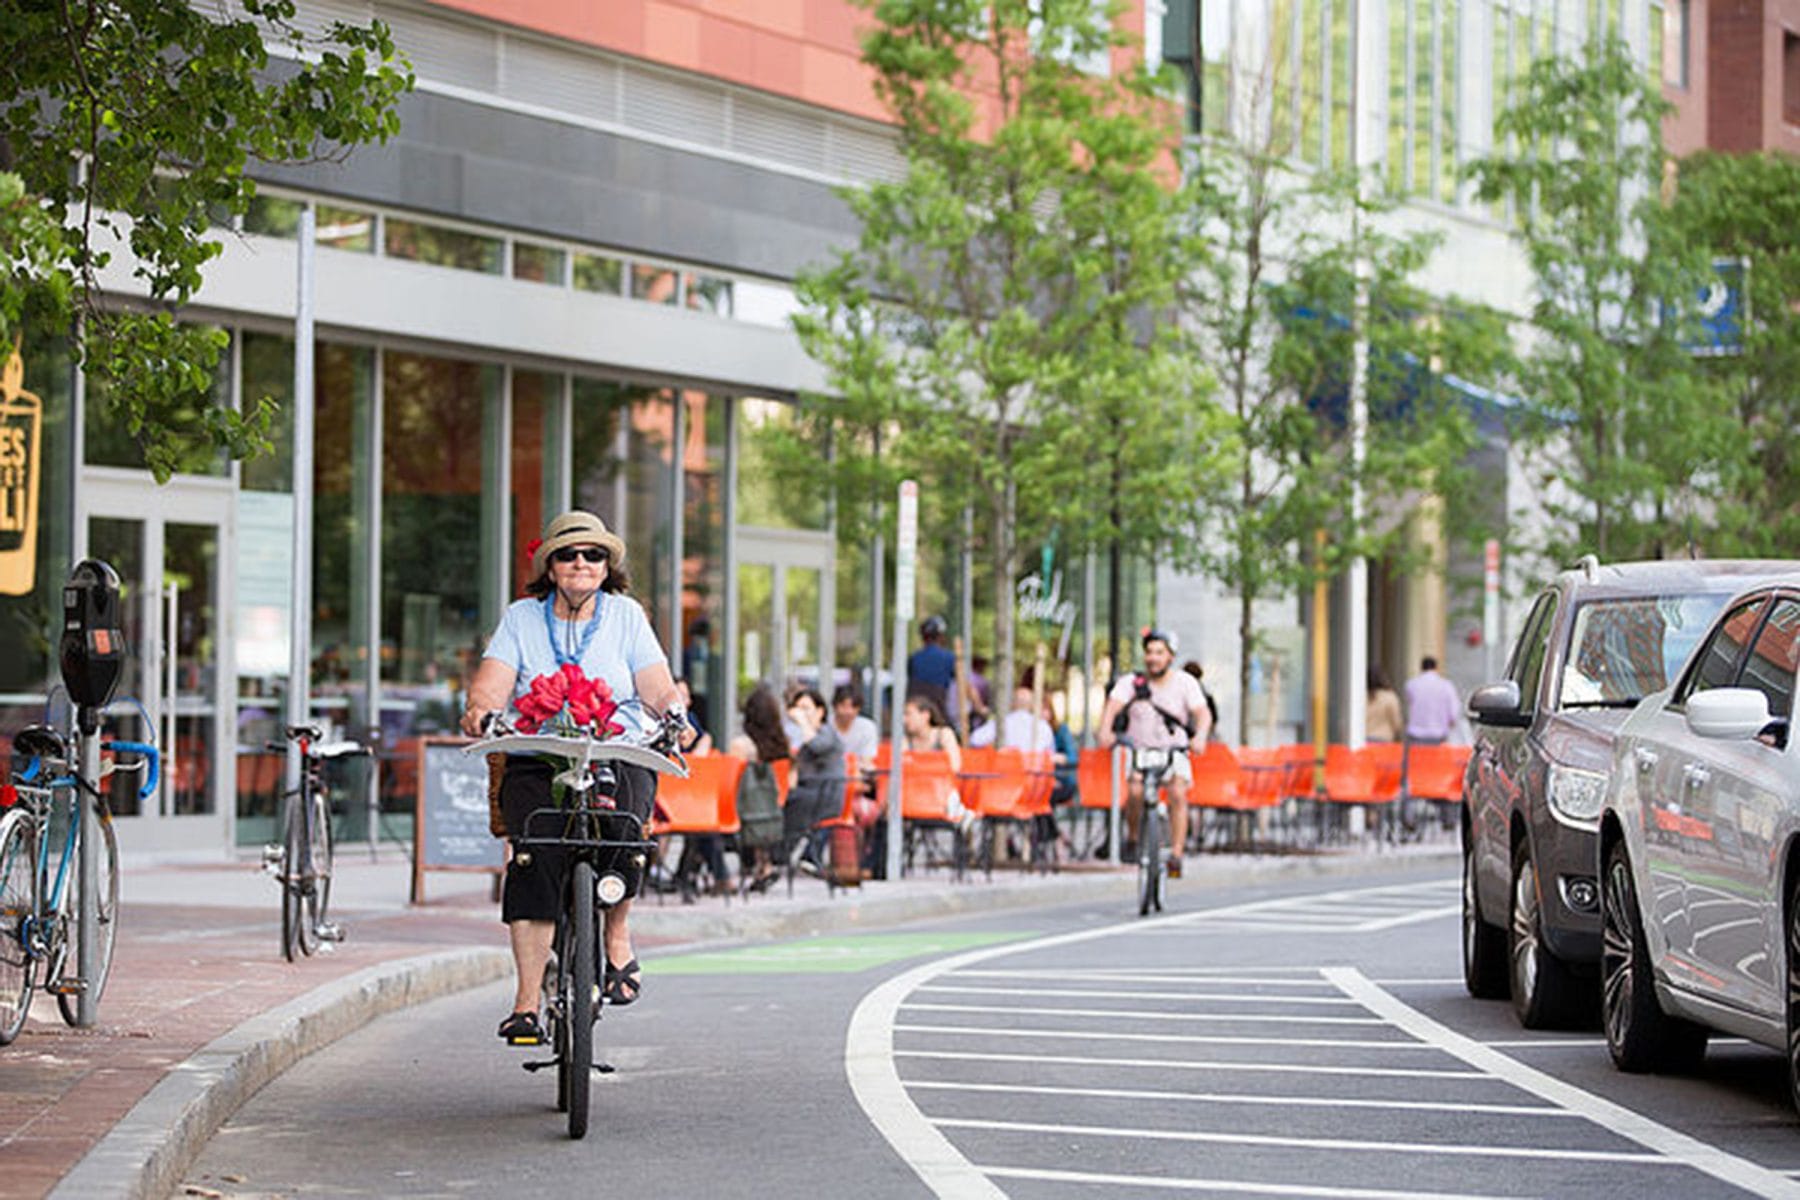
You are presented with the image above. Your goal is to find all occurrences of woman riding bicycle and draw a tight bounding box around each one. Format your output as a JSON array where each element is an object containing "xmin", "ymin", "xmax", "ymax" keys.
[{"xmin": 460, "ymin": 510, "xmax": 690, "ymax": 1045}]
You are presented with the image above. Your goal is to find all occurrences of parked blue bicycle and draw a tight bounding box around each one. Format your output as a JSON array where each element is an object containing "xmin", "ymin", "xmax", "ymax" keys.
[{"xmin": 0, "ymin": 724, "xmax": 158, "ymax": 1044}]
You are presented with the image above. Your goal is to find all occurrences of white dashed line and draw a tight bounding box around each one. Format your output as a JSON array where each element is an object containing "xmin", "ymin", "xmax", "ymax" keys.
[
  {"xmin": 895, "ymin": 1047, "xmax": 1492, "ymax": 1081},
  {"xmin": 902, "ymin": 1001, "xmax": 1386, "ymax": 1025},
  {"xmin": 905, "ymin": 1079, "xmax": 1577, "ymax": 1117},
  {"xmin": 978, "ymin": 1165, "xmax": 1530, "ymax": 1199}
]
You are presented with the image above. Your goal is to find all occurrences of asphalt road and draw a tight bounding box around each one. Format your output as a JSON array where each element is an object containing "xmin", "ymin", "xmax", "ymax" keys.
[{"xmin": 180, "ymin": 864, "xmax": 1800, "ymax": 1199}]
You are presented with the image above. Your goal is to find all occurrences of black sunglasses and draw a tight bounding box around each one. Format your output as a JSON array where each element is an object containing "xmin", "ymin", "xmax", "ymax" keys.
[{"xmin": 550, "ymin": 546, "xmax": 608, "ymax": 565}]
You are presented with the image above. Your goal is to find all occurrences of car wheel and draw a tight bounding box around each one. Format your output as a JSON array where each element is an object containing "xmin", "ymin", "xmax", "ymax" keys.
[
  {"xmin": 1463, "ymin": 825, "xmax": 1507, "ymax": 1000},
  {"xmin": 1601, "ymin": 837, "xmax": 1707, "ymax": 1073},
  {"xmin": 1509, "ymin": 838, "xmax": 1582, "ymax": 1028}
]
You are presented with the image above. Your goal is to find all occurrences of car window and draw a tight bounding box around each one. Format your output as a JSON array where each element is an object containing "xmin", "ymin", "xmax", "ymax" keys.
[
  {"xmin": 1512, "ymin": 594, "xmax": 1557, "ymax": 712},
  {"xmin": 1556, "ymin": 593, "xmax": 1731, "ymax": 709},
  {"xmin": 1738, "ymin": 596, "xmax": 1800, "ymax": 722},
  {"xmin": 1675, "ymin": 596, "xmax": 1768, "ymax": 704}
]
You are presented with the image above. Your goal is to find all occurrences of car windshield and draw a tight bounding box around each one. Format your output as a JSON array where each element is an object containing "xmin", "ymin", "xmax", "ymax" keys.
[{"xmin": 1558, "ymin": 594, "xmax": 1731, "ymax": 709}]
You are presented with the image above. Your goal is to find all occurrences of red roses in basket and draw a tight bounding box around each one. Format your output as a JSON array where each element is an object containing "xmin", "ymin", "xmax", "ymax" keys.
[{"xmin": 513, "ymin": 663, "xmax": 623, "ymax": 736}]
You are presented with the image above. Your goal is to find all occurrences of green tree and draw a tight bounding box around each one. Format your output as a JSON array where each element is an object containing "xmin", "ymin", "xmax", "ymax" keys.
[
  {"xmin": 1661, "ymin": 150, "xmax": 1800, "ymax": 557},
  {"xmin": 0, "ymin": 0, "xmax": 411, "ymax": 481},
  {"xmin": 793, "ymin": 0, "xmax": 1217, "ymax": 697},
  {"xmin": 1466, "ymin": 38, "xmax": 1731, "ymax": 566},
  {"xmin": 1185, "ymin": 129, "xmax": 1499, "ymax": 743}
]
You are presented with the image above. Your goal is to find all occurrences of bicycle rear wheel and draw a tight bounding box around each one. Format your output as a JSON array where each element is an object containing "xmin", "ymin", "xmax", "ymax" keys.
[
  {"xmin": 567, "ymin": 860, "xmax": 596, "ymax": 1140},
  {"xmin": 1137, "ymin": 798, "xmax": 1163, "ymax": 917},
  {"xmin": 279, "ymin": 793, "xmax": 312, "ymax": 961},
  {"xmin": 0, "ymin": 811, "xmax": 39, "ymax": 1045},
  {"xmin": 301, "ymin": 787, "xmax": 333, "ymax": 948},
  {"xmin": 58, "ymin": 807, "xmax": 120, "ymax": 1026}
]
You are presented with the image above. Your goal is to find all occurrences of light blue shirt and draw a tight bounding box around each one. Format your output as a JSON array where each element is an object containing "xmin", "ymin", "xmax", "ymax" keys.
[{"xmin": 483, "ymin": 594, "xmax": 668, "ymax": 737}]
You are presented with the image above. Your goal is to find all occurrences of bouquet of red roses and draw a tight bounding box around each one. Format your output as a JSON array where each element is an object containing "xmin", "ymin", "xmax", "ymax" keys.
[{"xmin": 513, "ymin": 663, "xmax": 623, "ymax": 736}]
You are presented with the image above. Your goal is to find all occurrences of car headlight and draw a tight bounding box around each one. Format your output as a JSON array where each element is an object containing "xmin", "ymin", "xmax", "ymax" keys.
[{"xmin": 1547, "ymin": 763, "xmax": 1608, "ymax": 822}]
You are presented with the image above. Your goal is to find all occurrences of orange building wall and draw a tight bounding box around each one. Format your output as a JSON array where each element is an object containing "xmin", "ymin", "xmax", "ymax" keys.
[{"xmin": 427, "ymin": 0, "xmax": 1150, "ymax": 127}]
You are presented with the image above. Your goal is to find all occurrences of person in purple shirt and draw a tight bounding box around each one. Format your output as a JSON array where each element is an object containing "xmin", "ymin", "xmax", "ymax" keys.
[
  {"xmin": 1402, "ymin": 655, "xmax": 1461, "ymax": 836},
  {"xmin": 1403, "ymin": 655, "xmax": 1461, "ymax": 743}
]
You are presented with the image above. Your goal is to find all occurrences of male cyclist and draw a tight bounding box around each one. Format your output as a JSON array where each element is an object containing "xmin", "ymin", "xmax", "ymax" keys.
[{"xmin": 1097, "ymin": 630, "xmax": 1212, "ymax": 878}]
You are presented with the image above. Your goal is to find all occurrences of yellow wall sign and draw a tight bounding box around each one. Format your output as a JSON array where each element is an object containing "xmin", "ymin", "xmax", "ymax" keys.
[{"xmin": 0, "ymin": 342, "xmax": 42, "ymax": 596}]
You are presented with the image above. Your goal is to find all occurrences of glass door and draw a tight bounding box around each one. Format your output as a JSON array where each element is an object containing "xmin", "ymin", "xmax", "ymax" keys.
[
  {"xmin": 730, "ymin": 527, "xmax": 833, "ymax": 730},
  {"xmin": 82, "ymin": 479, "xmax": 234, "ymax": 854}
]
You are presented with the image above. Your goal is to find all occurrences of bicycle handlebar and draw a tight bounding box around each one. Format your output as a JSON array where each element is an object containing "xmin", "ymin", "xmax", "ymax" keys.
[{"xmin": 103, "ymin": 740, "xmax": 160, "ymax": 800}]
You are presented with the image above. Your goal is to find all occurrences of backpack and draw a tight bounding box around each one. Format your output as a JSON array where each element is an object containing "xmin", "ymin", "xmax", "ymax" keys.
[{"xmin": 735, "ymin": 760, "xmax": 784, "ymax": 851}]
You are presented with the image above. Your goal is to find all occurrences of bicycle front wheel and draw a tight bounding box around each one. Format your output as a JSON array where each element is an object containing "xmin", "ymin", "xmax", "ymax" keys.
[
  {"xmin": 1138, "ymin": 802, "xmax": 1164, "ymax": 917},
  {"xmin": 57, "ymin": 806, "xmax": 120, "ymax": 1026},
  {"xmin": 302, "ymin": 786, "xmax": 333, "ymax": 947},
  {"xmin": 0, "ymin": 811, "xmax": 39, "ymax": 1045},
  {"xmin": 567, "ymin": 860, "xmax": 596, "ymax": 1141}
]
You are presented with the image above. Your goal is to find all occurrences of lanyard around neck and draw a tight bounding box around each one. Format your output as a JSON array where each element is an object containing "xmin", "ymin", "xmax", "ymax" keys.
[{"xmin": 542, "ymin": 592, "xmax": 602, "ymax": 668}]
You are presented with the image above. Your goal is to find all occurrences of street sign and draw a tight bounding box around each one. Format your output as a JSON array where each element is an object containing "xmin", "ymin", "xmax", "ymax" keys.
[{"xmin": 895, "ymin": 480, "xmax": 917, "ymax": 621}]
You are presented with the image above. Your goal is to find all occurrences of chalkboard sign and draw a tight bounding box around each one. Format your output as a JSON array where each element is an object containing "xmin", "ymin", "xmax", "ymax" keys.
[{"xmin": 412, "ymin": 737, "xmax": 503, "ymax": 903}]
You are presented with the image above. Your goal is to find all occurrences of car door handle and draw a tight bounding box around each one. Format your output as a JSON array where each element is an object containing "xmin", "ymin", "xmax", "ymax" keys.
[
  {"xmin": 1635, "ymin": 748, "xmax": 1658, "ymax": 773},
  {"xmin": 1683, "ymin": 764, "xmax": 1711, "ymax": 789}
]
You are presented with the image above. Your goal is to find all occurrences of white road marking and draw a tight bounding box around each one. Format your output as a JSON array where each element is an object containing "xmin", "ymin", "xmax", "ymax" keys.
[
  {"xmin": 906, "ymin": 1079, "xmax": 1578, "ymax": 1117},
  {"xmin": 896, "ymin": 1047, "xmax": 1490, "ymax": 1080},
  {"xmin": 946, "ymin": 968, "xmax": 1341, "ymax": 986},
  {"xmin": 902, "ymin": 1001, "xmax": 1385, "ymax": 1026},
  {"xmin": 977, "ymin": 1165, "xmax": 1528, "ymax": 1199},
  {"xmin": 1482, "ymin": 1038, "xmax": 1608, "ymax": 1049},
  {"xmin": 896, "ymin": 1022, "xmax": 1424, "ymax": 1050},
  {"xmin": 932, "ymin": 1116, "xmax": 1671, "ymax": 1163},
  {"xmin": 1328, "ymin": 967, "xmax": 1800, "ymax": 1199},
  {"xmin": 920, "ymin": 983, "xmax": 1363, "ymax": 1004}
]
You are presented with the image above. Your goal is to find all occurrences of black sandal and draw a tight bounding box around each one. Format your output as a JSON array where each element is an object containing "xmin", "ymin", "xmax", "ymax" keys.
[
  {"xmin": 497, "ymin": 1010, "xmax": 545, "ymax": 1045},
  {"xmin": 603, "ymin": 958, "xmax": 642, "ymax": 1006}
]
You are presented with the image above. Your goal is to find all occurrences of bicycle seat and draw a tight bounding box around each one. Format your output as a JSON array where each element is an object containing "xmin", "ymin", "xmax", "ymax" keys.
[
  {"xmin": 284, "ymin": 724, "xmax": 325, "ymax": 741},
  {"xmin": 309, "ymin": 739, "xmax": 372, "ymax": 761}
]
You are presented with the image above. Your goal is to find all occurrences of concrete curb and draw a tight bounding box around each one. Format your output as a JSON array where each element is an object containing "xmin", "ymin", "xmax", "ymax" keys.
[
  {"xmin": 49, "ymin": 947, "xmax": 511, "ymax": 1200},
  {"xmin": 53, "ymin": 844, "xmax": 1455, "ymax": 1199}
]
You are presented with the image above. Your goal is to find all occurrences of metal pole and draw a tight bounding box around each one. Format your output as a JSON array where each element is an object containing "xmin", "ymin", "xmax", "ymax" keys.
[
  {"xmin": 74, "ymin": 720, "xmax": 99, "ymax": 1026},
  {"xmin": 286, "ymin": 207, "xmax": 317, "ymax": 794},
  {"xmin": 1345, "ymin": 0, "xmax": 1370, "ymax": 752},
  {"xmin": 885, "ymin": 480, "xmax": 917, "ymax": 883}
]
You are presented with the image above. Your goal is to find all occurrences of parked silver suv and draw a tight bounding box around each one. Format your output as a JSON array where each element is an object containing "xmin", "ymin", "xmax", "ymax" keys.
[{"xmin": 1461, "ymin": 558, "xmax": 1798, "ymax": 1027}]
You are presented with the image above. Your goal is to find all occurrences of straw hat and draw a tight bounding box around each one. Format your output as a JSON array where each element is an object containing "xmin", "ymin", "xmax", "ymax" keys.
[{"xmin": 530, "ymin": 510, "xmax": 627, "ymax": 579}]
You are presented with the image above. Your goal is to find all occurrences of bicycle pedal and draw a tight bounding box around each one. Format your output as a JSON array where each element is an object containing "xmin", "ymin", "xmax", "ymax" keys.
[
  {"xmin": 521, "ymin": 1058, "xmax": 556, "ymax": 1071},
  {"xmin": 46, "ymin": 976, "xmax": 86, "ymax": 996},
  {"xmin": 595, "ymin": 1061, "xmax": 615, "ymax": 1074}
]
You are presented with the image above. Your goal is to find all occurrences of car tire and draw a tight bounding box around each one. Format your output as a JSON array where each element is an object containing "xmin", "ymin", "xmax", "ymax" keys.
[
  {"xmin": 1601, "ymin": 838, "xmax": 1707, "ymax": 1074},
  {"xmin": 1462, "ymin": 824, "xmax": 1507, "ymax": 1000},
  {"xmin": 1509, "ymin": 838, "xmax": 1583, "ymax": 1029}
]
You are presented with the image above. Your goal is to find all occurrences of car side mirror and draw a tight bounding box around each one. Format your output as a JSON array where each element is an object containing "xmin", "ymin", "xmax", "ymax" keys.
[
  {"xmin": 1469, "ymin": 680, "xmax": 1529, "ymax": 728},
  {"xmin": 1684, "ymin": 688, "xmax": 1772, "ymax": 741}
]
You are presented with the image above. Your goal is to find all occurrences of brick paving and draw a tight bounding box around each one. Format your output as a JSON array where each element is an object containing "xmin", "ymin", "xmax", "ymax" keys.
[{"xmin": 0, "ymin": 886, "xmax": 513, "ymax": 1200}]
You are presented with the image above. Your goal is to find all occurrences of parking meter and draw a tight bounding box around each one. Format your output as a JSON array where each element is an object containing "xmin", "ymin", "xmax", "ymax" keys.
[{"xmin": 60, "ymin": 559, "xmax": 124, "ymax": 731}]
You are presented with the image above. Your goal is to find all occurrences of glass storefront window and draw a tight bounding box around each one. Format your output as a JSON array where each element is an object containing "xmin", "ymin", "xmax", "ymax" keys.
[
  {"xmin": 0, "ymin": 335, "xmax": 70, "ymax": 712},
  {"xmin": 684, "ymin": 272, "xmax": 732, "ymax": 316},
  {"xmin": 681, "ymin": 391, "xmax": 725, "ymax": 734},
  {"xmin": 244, "ymin": 194, "xmax": 304, "ymax": 237},
  {"xmin": 510, "ymin": 370, "xmax": 560, "ymax": 597},
  {"xmin": 311, "ymin": 342, "xmax": 374, "ymax": 758},
  {"xmin": 384, "ymin": 218, "xmax": 503, "ymax": 274},
  {"xmin": 631, "ymin": 263, "xmax": 679, "ymax": 305},
  {"xmin": 571, "ymin": 378, "xmax": 674, "ymax": 637},
  {"xmin": 572, "ymin": 252, "xmax": 626, "ymax": 295},
  {"xmin": 735, "ymin": 398, "xmax": 826, "ymax": 530},
  {"xmin": 316, "ymin": 205, "xmax": 376, "ymax": 253},
  {"xmin": 514, "ymin": 242, "xmax": 568, "ymax": 285},
  {"xmin": 380, "ymin": 352, "xmax": 497, "ymax": 742},
  {"xmin": 236, "ymin": 333, "xmax": 294, "ymax": 844}
]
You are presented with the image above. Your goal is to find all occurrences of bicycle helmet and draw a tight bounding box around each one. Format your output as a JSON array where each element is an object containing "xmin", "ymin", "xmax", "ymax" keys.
[
  {"xmin": 10, "ymin": 724, "xmax": 67, "ymax": 781},
  {"xmin": 1141, "ymin": 628, "xmax": 1179, "ymax": 653}
]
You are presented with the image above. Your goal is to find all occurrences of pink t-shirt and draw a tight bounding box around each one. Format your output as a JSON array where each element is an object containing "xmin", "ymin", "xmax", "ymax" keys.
[{"xmin": 1109, "ymin": 671, "xmax": 1205, "ymax": 749}]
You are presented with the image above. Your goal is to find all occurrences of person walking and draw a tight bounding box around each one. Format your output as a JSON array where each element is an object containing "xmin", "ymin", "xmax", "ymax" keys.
[
  {"xmin": 1401, "ymin": 655, "xmax": 1460, "ymax": 835},
  {"xmin": 1366, "ymin": 665, "xmax": 1403, "ymax": 743},
  {"xmin": 906, "ymin": 616, "xmax": 956, "ymax": 713}
]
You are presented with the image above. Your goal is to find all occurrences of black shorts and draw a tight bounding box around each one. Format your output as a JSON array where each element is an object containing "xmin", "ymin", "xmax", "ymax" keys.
[{"xmin": 499, "ymin": 756, "xmax": 657, "ymax": 924}]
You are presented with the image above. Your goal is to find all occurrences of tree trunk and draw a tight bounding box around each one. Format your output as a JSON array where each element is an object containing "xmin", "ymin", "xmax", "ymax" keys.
[
  {"xmin": 994, "ymin": 477, "xmax": 1018, "ymax": 707},
  {"xmin": 1238, "ymin": 582, "xmax": 1254, "ymax": 747}
]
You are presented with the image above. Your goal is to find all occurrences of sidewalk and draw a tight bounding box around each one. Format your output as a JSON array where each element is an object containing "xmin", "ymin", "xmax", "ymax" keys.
[{"xmin": 3, "ymin": 838, "xmax": 1455, "ymax": 1200}]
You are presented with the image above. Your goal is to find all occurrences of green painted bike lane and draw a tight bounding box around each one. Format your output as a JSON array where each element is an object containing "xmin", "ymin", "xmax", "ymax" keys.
[{"xmin": 654, "ymin": 930, "xmax": 1031, "ymax": 974}]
